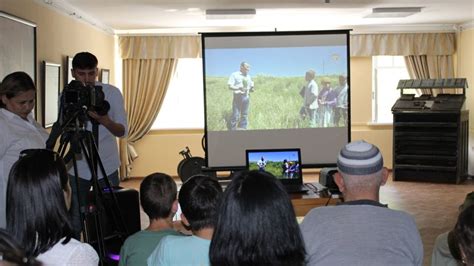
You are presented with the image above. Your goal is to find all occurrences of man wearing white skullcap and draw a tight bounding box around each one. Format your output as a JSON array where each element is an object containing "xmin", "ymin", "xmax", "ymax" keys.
[{"xmin": 300, "ymin": 140, "xmax": 423, "ymax": 266}]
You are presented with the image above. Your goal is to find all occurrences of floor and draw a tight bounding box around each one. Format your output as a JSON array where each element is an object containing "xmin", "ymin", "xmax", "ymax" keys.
[{"xmin": 120, "ymin": 173, "xmax": 474, "ymax": 266}]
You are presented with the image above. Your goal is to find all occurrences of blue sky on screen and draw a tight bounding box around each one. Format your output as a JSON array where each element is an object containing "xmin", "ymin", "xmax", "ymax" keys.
[
  {"xmin": 205, "ymin": 46, "xmax": 347, "ymax": 77},
  {"xmin": 248, "ymin": 150, "xmax": 300, "ymax": 163}
]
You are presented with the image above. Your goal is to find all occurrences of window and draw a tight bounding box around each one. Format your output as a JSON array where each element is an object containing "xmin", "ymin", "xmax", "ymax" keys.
[
  {"xmin": 372, "ymin": 56, "xmax": 412, "ymax": 123},
  {"xmin": 152, "ymin": 58, "xmax": 204, "ymax": 129}
]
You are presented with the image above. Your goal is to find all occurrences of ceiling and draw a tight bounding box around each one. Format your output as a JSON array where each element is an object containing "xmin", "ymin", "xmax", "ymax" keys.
[{"xmin": 38, "ymin": 0, "xmax": 474, "ymax": 34}]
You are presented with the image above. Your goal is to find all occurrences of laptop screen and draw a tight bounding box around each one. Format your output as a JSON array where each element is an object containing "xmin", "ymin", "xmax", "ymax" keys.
[{"xmin": 245, "ymin": 148, "xmax": 303, "ymax": 185}]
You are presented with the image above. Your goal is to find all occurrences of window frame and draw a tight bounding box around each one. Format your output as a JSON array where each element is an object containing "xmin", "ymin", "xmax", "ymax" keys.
[
  {"xmin": 151, "ymin": 58, "xmax": 205, "ymax": 130},
  {"xmin": 371, "ymin": 55, "xmax": 410, "ymax": 124}
]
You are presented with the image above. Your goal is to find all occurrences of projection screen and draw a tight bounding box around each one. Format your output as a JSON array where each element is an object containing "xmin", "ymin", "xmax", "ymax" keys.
[{"xmin": 202, "ymin": 30, "xmax": 351, "ymax": 170}]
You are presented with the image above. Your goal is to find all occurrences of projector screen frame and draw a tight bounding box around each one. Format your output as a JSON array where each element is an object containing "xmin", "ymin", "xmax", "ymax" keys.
[{"xmin": 201, "ymin": 29, "xmax": 352, "ymax": 171}]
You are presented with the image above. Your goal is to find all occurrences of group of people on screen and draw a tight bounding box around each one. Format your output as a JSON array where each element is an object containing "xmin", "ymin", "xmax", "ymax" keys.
[
  {"xmin": 227, "ymin": 61, "xmax": 348, "ymax": 130},
  {"xmin": 300, "ymin": 71, "xmax": 348, "ymax": 128},
  {"xmin": 282, "ymin": 159, "xmax": 300, "ymax": 178}
]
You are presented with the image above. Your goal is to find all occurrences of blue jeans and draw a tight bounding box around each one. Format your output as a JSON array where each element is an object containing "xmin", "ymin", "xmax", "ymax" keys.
[
  {"xmin": 69, "ymin": 170, "xmax": 120, "ymax": 240},
  {"xmin": 231, "ymin": 94, "xmax": 250, "ymax": 130},
  {"xmin": 301, "ymin": 106, "xmax": 318, "ymax": 127},
  {"xmin": 334, "ymin": 107, "xmax": 347, "ymax": 127}
]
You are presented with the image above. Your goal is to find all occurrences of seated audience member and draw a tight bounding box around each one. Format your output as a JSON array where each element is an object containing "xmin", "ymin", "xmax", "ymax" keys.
[
  {"xmin": 210, "ymin": 170, "xmax": 306, "ymax": 266},
  {"xmin": 300, "ymin": 140, "xmax": 423, "ymax": 266},
  {"xmin": 0, "ymin": 229, "xmax": 41, "ymax": 266},
  {"xmin": 453, "ymin": 203, "xmax": 474, "ymax": 266},
  {"xmin": 432, "ymin": 191, "xmax": 474, "ymax": 266},
  {"xmin": 119, "ymin": 173, "xmax": 181, "ymax": 266},
  {"xmin": 147, "ymin": 175, "xmax": 222, "ymax": 266},
  {"xmin": 6, "ymin": 149, "xmax": 99, "ymax": 265}
]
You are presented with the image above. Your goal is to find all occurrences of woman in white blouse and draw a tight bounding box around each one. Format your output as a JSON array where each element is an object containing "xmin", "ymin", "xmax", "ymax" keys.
[
  {"xmin": 0, "ymin": 72, "xmax": 49, "ymax": 228},
  {"xmin": 6, "ymin": 149, "xmax": 99, "ymax": 265}
]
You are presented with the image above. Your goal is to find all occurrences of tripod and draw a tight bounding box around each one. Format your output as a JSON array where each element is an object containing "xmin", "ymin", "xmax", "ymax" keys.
[{"xmin": 52, "ymin": 110, "xmax": 128, "ymax": 265}]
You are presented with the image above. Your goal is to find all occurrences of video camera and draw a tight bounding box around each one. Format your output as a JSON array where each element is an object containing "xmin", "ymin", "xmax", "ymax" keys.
[
  {"xmin": 45, "ymin": 80, "xmax": 110, "ymax": 149},
  {"xmin": 61, "ymin": 80, "xmax": 110, "ymax": 122}
]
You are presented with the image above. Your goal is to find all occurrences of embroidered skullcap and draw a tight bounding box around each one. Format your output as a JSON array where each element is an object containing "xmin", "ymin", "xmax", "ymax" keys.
[{"xmin": 337, "ymin": 140, "xmax": 383, "ymax": 175}]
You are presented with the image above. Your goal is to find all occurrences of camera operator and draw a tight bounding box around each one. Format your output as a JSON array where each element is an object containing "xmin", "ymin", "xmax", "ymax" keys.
[{"xmin": 68, "ymin": 52, "xmax": 128, "ymax": 239}]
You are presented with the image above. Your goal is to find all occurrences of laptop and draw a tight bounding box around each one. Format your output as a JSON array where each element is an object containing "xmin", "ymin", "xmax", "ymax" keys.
[{"xmin": 245, "ymin": 148, "xmax": 308, "ymax": 193}]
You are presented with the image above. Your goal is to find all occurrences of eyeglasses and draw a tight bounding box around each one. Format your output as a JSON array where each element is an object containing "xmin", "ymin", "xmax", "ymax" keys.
[{"xmin": 19, "ymin": 149, "xmax": 60, "ymax": 161}]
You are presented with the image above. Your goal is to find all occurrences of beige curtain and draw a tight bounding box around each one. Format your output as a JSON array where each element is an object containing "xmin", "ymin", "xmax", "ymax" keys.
[
  {"xmin": 404, "ymin": 55, "xmax": 455, "ymax": 95},
  {"xmin": 119, "ymin": 59, "xmax": 177, "ymax": 178},
  {"xmin": 120, "ymin": 36, "xmax": 201, "ymax": 59},
  {"xmin": 118, "ymin": 36, "xmax": 201, "ymax": 179},
  {"xmin": 350, "ymin": 33, "xmax": 456, "ymax": 56},
  {"xmin": 351, "ymin": 32, "xmax": 456, "ymax": 96}
]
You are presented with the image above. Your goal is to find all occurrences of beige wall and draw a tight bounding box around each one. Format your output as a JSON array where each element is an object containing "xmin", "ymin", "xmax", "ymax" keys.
[
  {"xmin": 458, "ymin": 28, "xmax": 474, "ymax": 126},
  {"xmin": 130, "ymin": 130, "xmax": 206, "ymax": 178},
  {"xmin": 1, "ymin": 0, "xmax": 115, "ymax": 123},
  {"xmin": 457, "ymin": 28, "xmax": 474, "ymax": 174}
]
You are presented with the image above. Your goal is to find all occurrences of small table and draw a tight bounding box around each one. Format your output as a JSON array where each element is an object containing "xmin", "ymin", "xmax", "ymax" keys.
[{"xmin": 290, "ymin": 189, "xmax": 342, "ymax": 217}]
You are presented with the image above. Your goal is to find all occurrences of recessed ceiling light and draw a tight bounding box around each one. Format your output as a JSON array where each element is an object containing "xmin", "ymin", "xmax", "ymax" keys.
[
  {"xmin": 365, "ymin": 7, "xmax": 422, "ymax": 18},
  {"xmin": 205, "ymin": 9, "xmax": 256, "ymax": 19},
  {"xmin": 165, "ymin": 9, "xmax": 178, "ymax": 12}
]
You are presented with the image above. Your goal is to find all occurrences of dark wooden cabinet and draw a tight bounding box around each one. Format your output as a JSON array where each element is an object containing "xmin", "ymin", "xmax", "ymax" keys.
[
  {"xmin": 391, "ymin": 78, "xmax": 469, "ymax": 184},
  {"xmin": 392, "ymin": 111, "xmax": 469, "ymax": 184}
]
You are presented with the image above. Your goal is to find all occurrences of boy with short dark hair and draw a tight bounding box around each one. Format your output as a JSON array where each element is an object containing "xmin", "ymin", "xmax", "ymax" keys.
[
  {"xmin": 147, "ymin": 174, "xmax": 223, "ymax": 266},
  {"xmin": 119, "ymin": 173, "xmax": 180, "ymax": 266}
]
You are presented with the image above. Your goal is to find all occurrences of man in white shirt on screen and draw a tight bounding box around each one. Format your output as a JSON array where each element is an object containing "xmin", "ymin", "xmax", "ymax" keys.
[
  {"xmin": 334, "ymin": 75, "xmax": 348, "ymax": 127},
  {"xmin": 228, "ymin": 61, "xmax": 254, "ymax": 130},
  {"xmin": 257, "ymin": 156, "xmax": 267, "ymax": 172}
]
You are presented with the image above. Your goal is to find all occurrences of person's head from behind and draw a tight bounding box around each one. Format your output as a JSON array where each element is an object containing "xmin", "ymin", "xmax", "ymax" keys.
[
  {"xmin": 0, "ymin": 72, "xmax": 36, "ymax": 119},
  {"xmin": 305, "ymin": 69, "xmax": 316, "ymax": 82},
  {"xmin": 140, "ymin": 172, "xmax": 178, "ymax": 221},
  {"xmin": 334, "ymin": 140, "xmax": 389, "ymax": 201},
  {"xmin": 210, "ymin": 170, "xmax": 306, "ymax": 266},
  {"xmin": 454, "ymin": 204, "xmax": 474, "ymax": 265},
  {"xmin": 7, "ymin": 149, "xmax": 72, "ymax": 257},
  {"xmin": 240, "ymin": 62, "xmax": 250, "ymax": 75},
  {"xmin": 72, "ymin": 52, "xmax": 98, "ymax": 85},
  {"xmin": 446, "ymin": 192, "xmax": 474, "ymax": 262},
  {"xmin": 0, "ymin": 229, "xmax": 41, "ymax": 266},
  {"xmin": 178, "ymin": 175, "xmax": 222, "ymax": 233}
]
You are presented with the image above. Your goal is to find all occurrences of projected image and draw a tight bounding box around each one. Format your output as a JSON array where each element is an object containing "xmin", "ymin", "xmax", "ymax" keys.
[
  {"xmin": 203, "ymin": 31, "xmax": 350, "ymax": 169},
  {"xmin": 205, "ymin": 46, "xmax": 348, "ymax": 131},
  {"xmin": 247, "ymin": 150, "xmax": 301, "ymax": 179}
]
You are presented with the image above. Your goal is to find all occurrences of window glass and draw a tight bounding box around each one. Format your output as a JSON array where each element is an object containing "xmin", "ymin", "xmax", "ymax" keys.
[
  {"xmin": 152, "ymin": 58, "xmax": 204, "ymax": 129},
  {"xmin": 372, "ymin": 56, "xmax": 411, "ymax": 123}
]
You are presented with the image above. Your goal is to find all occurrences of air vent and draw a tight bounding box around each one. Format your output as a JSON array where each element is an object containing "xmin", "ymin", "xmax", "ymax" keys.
[{"xmin": 365, "ymin": 7, "xmax": 422, "ymax": 18}]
